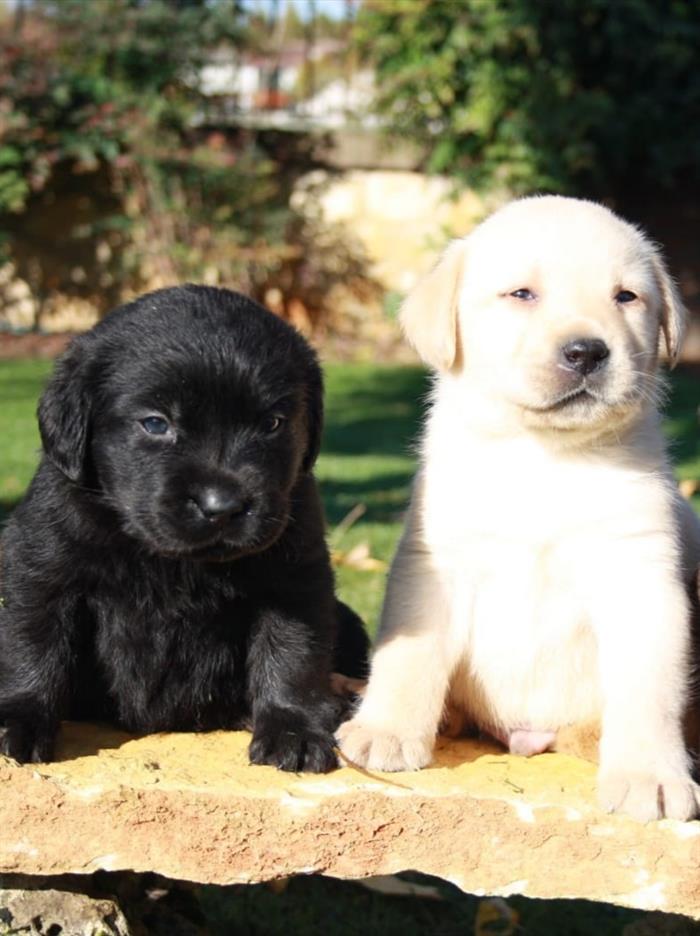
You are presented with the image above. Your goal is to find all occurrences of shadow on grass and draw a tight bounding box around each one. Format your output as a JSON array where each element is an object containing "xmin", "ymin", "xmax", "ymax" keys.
[
  {"xmin": 322, "ymin": 473, "xmax": 412, "ymax": 526},
  {"xmin": 320, "ymin": 364, "xmax": 699, "ymax": 530},
  {"xmin": 664, "ymin": 367, "xmax": 700, "ymax": 469},
  {"xmin": 321, "ymin": 366, "xmax": 428, "ymax": 527},
  {"xmin": 0, "ymin": 499, "xmax": 18, "ymax": 529},
  {"xmin": 1, "ymin": 364, "xmax": 695, "ymax": 540},
  {"xmin": 322, "ymin": 365, "xmax": 429, "ymax": 458}
]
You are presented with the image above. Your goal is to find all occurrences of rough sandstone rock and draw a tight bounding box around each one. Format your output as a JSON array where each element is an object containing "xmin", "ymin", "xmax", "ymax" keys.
[{"xmin": 1, "ymin": 723, "xmax": 700, "ymax": 919}]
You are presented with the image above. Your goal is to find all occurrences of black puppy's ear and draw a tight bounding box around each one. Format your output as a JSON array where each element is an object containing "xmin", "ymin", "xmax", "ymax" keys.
[
  {"xmin": 302, "ymin": 358, "xmax": 324, "ymax": 473},
  {"xmin": 38, "ymin": 337, "xmax": 93, "ymax": 483}
]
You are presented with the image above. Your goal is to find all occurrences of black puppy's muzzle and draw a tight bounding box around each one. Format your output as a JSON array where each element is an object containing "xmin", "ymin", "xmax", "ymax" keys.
[{"xmin": 132, "ymin": 466, "xmax": 288, "ymax": 559}]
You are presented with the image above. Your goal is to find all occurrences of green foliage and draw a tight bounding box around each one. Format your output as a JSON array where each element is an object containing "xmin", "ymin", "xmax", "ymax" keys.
[
  {"xmin": 355, "ymin": 0, "xmax": 700, "ymax": 195},
  {"xmin": 0, "ymin": 0, "xmax": 242, "ymax": 212},
  {"xmin": 0, "ymin": 0, "xmax": 373, "ymax": 326},
  {"xmin": 0, "ymin": 0, "xmax": 304, "ymax": 306}
]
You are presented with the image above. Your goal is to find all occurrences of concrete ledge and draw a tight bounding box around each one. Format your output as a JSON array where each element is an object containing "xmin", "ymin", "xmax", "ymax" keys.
[{"xmin": 2, "ymin": 724, "xmax": 700, "ymax": 918}]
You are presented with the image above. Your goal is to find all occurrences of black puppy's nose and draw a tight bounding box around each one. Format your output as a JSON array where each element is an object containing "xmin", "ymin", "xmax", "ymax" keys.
[
  {"xmin": 560, "ymin": 338, "xmax": 610, "ymax": 375},
  {"xmin": 191, "ymin": 487, "xmax": 248, "ymax": 523}
]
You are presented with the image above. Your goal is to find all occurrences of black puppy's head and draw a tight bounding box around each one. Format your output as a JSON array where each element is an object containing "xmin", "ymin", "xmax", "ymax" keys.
[{"xmin": 38, "ymin": 285, "xmax": 323, "ymax": 560}]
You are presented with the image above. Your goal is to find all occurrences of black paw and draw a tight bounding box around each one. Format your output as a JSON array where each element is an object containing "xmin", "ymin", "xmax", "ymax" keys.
[
  {"xmin": 0, "ymin": 717, "xmax": 56, "ymax": 764},
  {"xmin": 249, "ymin": 709, "xmax": 337, "ymax": 773}
]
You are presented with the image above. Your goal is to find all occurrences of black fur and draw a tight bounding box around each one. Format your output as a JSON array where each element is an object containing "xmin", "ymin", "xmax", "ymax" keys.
[{"xmin": 0, "ymin": 285, "xmax": 368, "ymax": 770}]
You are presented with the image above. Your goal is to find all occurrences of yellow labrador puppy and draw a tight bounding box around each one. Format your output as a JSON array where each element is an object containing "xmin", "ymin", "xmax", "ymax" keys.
[{"xmin": 337, "ymin": 195, "xmax": 700, "ymax": 822}]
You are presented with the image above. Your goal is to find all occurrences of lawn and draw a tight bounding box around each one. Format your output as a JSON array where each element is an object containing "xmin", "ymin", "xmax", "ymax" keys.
[
  {"xmin": 1, "ymin": 357, "xmax": 699, "ymax": 935},
  {"xmin": 1, "ymin": 359, "xmax": 698, "ymax": 637},
  {"xmin": 0, "ymin": 358, "xmax": 429, "ymax": 636}
]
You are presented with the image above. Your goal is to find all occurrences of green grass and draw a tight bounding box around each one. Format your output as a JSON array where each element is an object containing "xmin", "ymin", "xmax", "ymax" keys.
[
  {"xmin": 0, "ymin": 358, "xmax": 49, "ymax": 512},
  {"xmin": 664, "ymin": 370, "xmax": 700, "ymax": 485},
  {"xmin": 318, "ymin": 362, "xmax": 428, "ymax": 634},
  {"xmin": 0, "ymin": 359, "xmax": 698, "ymax": 638},
  {"xmin": 320, "ymin": 364, "xmax": 700, "ymax": 635},
  {"xmin": 0, "ymin": 359, "xmax": 428, "ymax": 636}
]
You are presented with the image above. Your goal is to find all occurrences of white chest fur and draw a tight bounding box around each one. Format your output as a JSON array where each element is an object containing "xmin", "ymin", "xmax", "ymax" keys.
[{"xmin": 418, "ymin": 386, "xmax": 680, "ymax": 733}]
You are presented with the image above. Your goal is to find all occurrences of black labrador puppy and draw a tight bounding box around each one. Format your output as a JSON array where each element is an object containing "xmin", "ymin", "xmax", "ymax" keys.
[{"xmin": 0, "ymin": 285, "xmax": 368, "ymax": 770}]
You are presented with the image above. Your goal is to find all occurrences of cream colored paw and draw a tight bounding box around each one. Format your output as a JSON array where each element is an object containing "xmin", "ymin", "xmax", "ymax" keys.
[
  {"xmin": 598, "ymin": 768, "xmax": 700, "ymax": 822},
  {"xmin": 336, "ymin": 719, "xmax": 434, "ymax": 771}
]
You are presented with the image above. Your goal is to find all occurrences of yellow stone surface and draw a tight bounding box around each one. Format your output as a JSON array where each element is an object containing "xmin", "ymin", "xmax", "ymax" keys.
[
  {"xmin": 310, "ymin": 170, "xmax": 497, "ymax": 293},
  {"xmin": 2, "ymin": 723, "xmax": 700, "ymax": 918}
]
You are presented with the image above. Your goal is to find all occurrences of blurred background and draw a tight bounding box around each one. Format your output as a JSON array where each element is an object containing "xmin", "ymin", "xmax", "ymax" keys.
[
  {"xmin": 1, "ymin": 0, "xmax": 699, "ymax": 348},
  {"xmin": 1, "ymin": 1, "xmax": 700, "ymax": 933}
]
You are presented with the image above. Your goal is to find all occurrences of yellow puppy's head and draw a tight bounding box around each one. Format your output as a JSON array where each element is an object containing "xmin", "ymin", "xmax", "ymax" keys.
[{"xmin": 400, "ymin": 196, "xmax": 686, "ymax": 435}]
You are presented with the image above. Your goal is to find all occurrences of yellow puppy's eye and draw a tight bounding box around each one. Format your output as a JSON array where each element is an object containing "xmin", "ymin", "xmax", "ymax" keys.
[
  {"xmin": 615, "ymin": 289, "xmax": 638, "ymax": 304},
  {"xmin": 509, "ymin": 288, "xmax": 536, "ymax": 301}
]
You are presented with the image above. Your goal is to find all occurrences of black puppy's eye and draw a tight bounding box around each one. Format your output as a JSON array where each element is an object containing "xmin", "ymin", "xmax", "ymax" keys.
[
  {"xmin": 263, "ymin": 415, "xmax": 284, "ymax": 434},
  {"xmin": 141, "ymin": 416, "xmax": 170, "ymax": 436},
  {"xmin": 509, "ymin": 288, "xmax": 536, "ymax": 301},
  {"xmin": 615, "ymin": 289, "xmax": 638, "ymax": 304}
]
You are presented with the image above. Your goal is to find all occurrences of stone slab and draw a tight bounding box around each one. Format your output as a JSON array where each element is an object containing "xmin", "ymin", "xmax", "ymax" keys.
[{"xmin": 1, "ymin": 724, "xmax": 700, "ymax": 918}]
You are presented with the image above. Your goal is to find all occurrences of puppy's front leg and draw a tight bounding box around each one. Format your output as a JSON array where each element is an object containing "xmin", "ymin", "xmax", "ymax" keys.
[
  {"xmin": 337, "ymin": 530, "xmax": 452, "ymax": 772},
  {"xmin": 247, "ymin": 600, "xmax": 343, "ymax": 774},
  {"xmin": 0, "ymin": 602, "xmax": 75, "ymax": 763},
  {"xmin": 592, "ymin": 543, "xmax": 699, "ymax": 821}
]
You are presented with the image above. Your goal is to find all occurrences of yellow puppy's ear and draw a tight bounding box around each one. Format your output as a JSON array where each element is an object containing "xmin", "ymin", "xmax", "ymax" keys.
[
  {"xmin": 649, "ymin": 248, "xmax": 687, "ymax": 367},
  {"xmin": 399, "ymin": 239, "xmax": 466, "ymax": 372}
]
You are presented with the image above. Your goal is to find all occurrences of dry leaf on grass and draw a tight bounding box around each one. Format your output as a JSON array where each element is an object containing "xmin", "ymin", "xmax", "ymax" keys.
[
  {"xmin": 331, "ymin": 542, "xmax": 387, "ymax": 572},
  {"xmin": 679, "ymin": 479, "xmax": 699, "ymax": 499}
]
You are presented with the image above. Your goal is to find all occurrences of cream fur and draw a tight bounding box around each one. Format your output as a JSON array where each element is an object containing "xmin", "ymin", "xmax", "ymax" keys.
[{"xmin": 337, "ymin": 195, "xmax": 700, "ymax": 822}]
